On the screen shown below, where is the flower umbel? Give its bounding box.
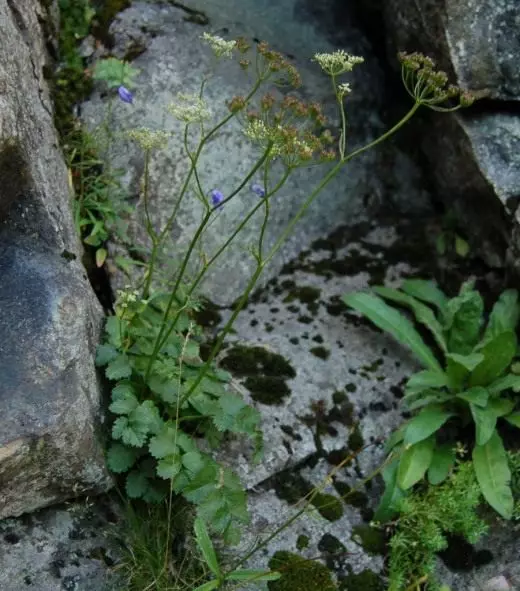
[337,82,352,98]
[210,189,224,208]
[168,94,211,123]
[201,33,237,58]
[313,50,364,76]
[127,128,170,151]
[117,85,134,104]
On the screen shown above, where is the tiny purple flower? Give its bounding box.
[250,182,266,198]
[117,86,134,104]
[210,189,225,209]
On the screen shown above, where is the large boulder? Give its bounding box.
[0,0,112,518]
[378,0,520,267]
[81,0,432,305]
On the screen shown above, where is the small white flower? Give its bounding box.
[337,82,352,97]
[201,32,237,58]
[127,128,170,150]
[168,94,211,123]
[313,50,364,76]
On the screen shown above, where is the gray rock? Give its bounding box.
[82,0,432,306]
[0,498,121,591]
[0,0,111,518]
[382,0,520,101]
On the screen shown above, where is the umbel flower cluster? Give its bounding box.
[399,51,475,110]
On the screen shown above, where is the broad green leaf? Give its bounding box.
[470,331,517,387]
[488,398,515,417]
[488,374,520,396]
[373,286,447,352]
[483,289,520,343]
[398,437,435,490]
[106,354,132,380]
[406,390,453,411]
[428,444,455,485]
[125,470,149,499]
[473,431,513,519]
[384,426,405,453]
[455,235,470,258]
[105,315,126,348]
[456,386,489,408]
[194,517,221,577]
[342,292,441,371]
[149,425,179,459]
[445,282,484,354]
[112,416,148,447]
[405,370,449,396]
[95,247,108,268]
[192,582,219,591]
[505,412,520,428]
[470,405,497,445]
[400,279,448,312]
[227,570,281,582]
[131,400,163,435]
[156,453,182,480]
[374,459,405,521]
[93,57,140,89]
[106,443,139,473]
[446,353,484,390]
[404,405,453,445]
[95,344,118,366]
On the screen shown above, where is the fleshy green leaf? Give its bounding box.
[405,370,449,396]
[106,354,132,380]
[374,458,406,521]
[398,437,435,490]
[470,405,497,446]
[488,398,515,417]
[488,374,520,396]
[405,390,452,411]
[194,517,221,577]
[470,331,517,387]
[373,286,447,352]
[456,386,489,408]
[342,292,441,371]
[446,352,485,390]
[400,279,448,312]
[504,412,520,428]
[444,282,484,355]
[427,444,455,485]
[227,570,281,582]
[95,344,118,366]
[473,431,513,519]
[483,289,520,343]
[404,405,453,445]
[106,442,139,473]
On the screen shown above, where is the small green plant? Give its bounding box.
[344,279,520,519]
[387,461,487,591]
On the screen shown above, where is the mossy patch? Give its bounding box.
[310,346,330,360]
[348,426,364,452]
[333,481,368,509]
[220,345,295,405]
[283,285,321,314]
[193,299,222,328]
[268,551,337,591]
[339,569,384,591]
[312,492,344,521]
[0,139,30,222]
[296,534,310,551]
[351,525,386,555]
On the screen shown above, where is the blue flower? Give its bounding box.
[118,86,134,104]
[250,182,266,198]
[210,189,224,209]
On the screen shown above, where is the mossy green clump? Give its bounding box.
[351,525,386,555]
[283,285,321,314]
[318,533,345,555]
[339,569,384,591]
[348,426,364,452]
[193,298,222,328]
[296,534,310,551]
[332,391,347,405]
[268,551,337,591]
[310,346,330,360]
[312,492,344,522]
[333,481,368,509]
[221,345,296,405]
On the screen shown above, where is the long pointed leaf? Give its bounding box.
[473,431,513,519]
[194,517,221,578]
[398,437,435,490]
[374,458,406,521]
[193,582,220,591]
[374,286,447,353]
[470,331,517,387]
[482,289,520,343]
[343,292,441,371]
[227,570,281,581]
[404,405,453,445]
[400,279,448,312]
[428,443,455,485]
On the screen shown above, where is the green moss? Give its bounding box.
[318,533,345,555]
[0,139,29,221]
[268,551,337,591]
[333,481,368,509]
[345,383,357,393]
[348,426,364,452]
[193,299,222,328]
[283,285,321,308]
[351,525,386,555]
[310,346,330,360]
[339,569,384,591]
[296,534,310,551]
[244,376,291,405]
[332,391,347,405]
[313,493,344,522]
